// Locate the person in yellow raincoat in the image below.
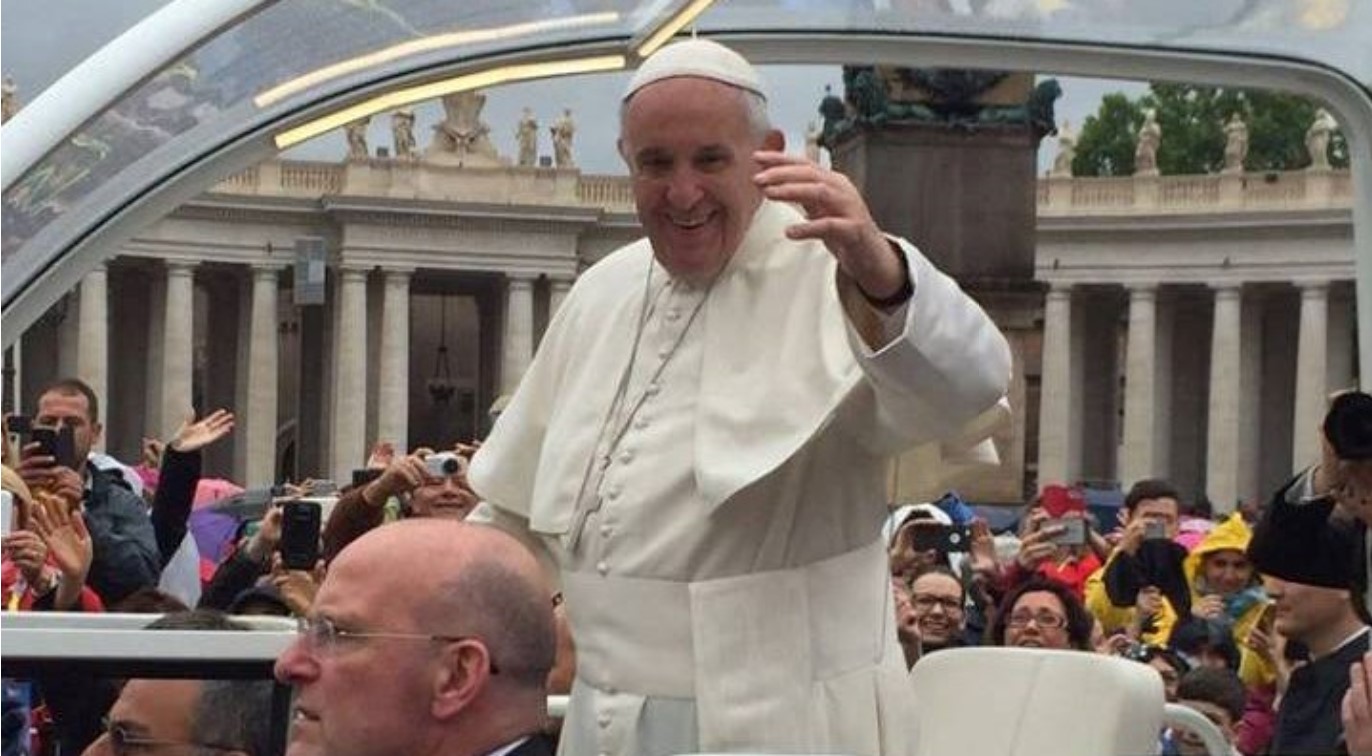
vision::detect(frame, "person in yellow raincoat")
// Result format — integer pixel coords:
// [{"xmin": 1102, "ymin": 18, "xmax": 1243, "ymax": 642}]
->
[{"xmin": 1085, "ymin": 480, "xmax": 1272, "ymax": 684}]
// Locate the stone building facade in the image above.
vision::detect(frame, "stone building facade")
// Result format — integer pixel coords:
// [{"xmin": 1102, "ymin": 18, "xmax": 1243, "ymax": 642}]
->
[{"xmin": 5, "ymin": 138, "xmax": 1355, "ymax": 510}]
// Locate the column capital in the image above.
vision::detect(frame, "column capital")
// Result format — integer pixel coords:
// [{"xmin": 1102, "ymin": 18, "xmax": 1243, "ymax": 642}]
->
[
  {"xmin": 1295, "ymin": 278, "xmax": 1332, "ymax": 295},
  {"xmin": 1125, "ymin": 282, "xmax": 1159, "ymax": 298},
  {"xmin": 165, "ymin": 259, "xmax": 199, "ymax": 275},
  {"xmin": 337, "ymin": 265, "xmax": 371, "ymax": 281},
  {"xmin": 1210, "ymin": 282, "xmax": 1243, "ymax": 299},
  {"xmin": 381, "ymin": 266, "xmax": 416, "ymax": 280},
  {"xmin": 507, "ymin": 273, "xmax": 537, "ymax": 288},
  {"xmin": 1045, "ymin": 283, "xmax": 1073, "ymax": 301},
  {"xmin": 250, "ymin": 264, "xmax": 285, "ymax": 281}
]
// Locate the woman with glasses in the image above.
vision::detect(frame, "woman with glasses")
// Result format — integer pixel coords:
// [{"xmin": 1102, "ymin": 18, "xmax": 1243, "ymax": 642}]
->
[{"xmin": 988, "ymin": 577, "xmax": 1095, "ymax": 651}]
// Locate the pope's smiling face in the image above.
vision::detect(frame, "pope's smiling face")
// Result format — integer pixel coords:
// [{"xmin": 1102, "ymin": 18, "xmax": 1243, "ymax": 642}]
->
[{"xmin": 619, "ymin": 77, "xmax": 782, "ymax": 286}]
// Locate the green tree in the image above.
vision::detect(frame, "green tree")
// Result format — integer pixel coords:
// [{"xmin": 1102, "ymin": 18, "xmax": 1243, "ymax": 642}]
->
[
  {"xmin": 1072, "ymin": 83, "xmax": 1349, "ymax": 176},
  {"xmin": 1072, "ymin": 93, "xmax": 1142, "ymax": 177}
]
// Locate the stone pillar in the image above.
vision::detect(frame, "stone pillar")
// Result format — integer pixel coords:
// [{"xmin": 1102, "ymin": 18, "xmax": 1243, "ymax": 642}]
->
[
  {"xmin": 1037, "ymin": 284, "xmax": 1075, "ymax": 485},
  {"xmin": 549, "ymin": 276, "xmax": 574, "ymax": 319},
  {"xmin": 1206, "ymin": 284, "xmax": 1243, "ymax": 512},
  {"xmin": 1120, "ymin": 283, "xmax": 1159, "ymax": 486},
  {"xmin": 77, "ymin": 265, "xmax": 109, "ymax": 448},
  {"xmin": 1292, "ymin": 280, "xmax": 1330, "ymax": 472},
  {"xmin": 501, "ymin": 274, "xmax": 536, "ymax": 395},
  {"xmin": 377, "ymin": 268, "xmax": 412, "ymax": 450},
  {"xmin": 242, "ymin": 265, "xmax": 281, "ymax": 486},
  {"xmin": 160, "ymin": 261, "xmax": 197, "ymax": 439},
  {"xmin": 331, "ymin": 266, "xmax": 369, "ymax": 482}
]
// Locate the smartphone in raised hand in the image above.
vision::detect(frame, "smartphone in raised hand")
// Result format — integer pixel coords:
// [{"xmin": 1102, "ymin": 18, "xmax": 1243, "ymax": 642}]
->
[{"xmin": 278, "ymin": 500, "xmax": 322, "ymax": 570}]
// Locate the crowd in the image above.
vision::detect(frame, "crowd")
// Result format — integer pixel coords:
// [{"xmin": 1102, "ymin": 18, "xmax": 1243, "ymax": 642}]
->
[
  {"xmin": 2, "ymin": 36, "xmax": 1370, "ymax": 756},
  {"xmin": 887, "ymin": 418, "xmax": 1372, "ymax": 755}
]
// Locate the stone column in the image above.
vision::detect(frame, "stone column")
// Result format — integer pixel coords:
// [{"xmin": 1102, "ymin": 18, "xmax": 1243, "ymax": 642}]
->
[
  {"xmin": 501, "ymin": 274, "xmax": 536, "ymax": 395},
  {"xmin": 1206, "ymin": 283, "xmax": 1243, "ymax": 512},
  {"xmin": 1037, "ymin": 284, "xmax": 1075, "ymax": 485},
  {"xmin": 160, "ymin": 261, "xmax": 198, "ymax": 439},
  {"xmin": 1120, "ymin": 283, "xmax": 1158, "ymax": 487},
  {"xmin": 549, "ymin": 276, "xmax": 574, "ymax": 318},
  {"xmin": 331, "ymin": 266, "xmax": 369, "ymax": 482},
  {"xmin": 243, "ymin": 265, "xmax": 282, "ymax": 486},
  {"xmin": 377, "ymin": 269, "xmax": 412, "ymax": 450},
  {"xmin": 77, "ymin": 265, "xmax": 109, "ymax": 448},
  {"xmin": 1292, "ymin": 280, "xmax": 1330, "ymax": 472}
]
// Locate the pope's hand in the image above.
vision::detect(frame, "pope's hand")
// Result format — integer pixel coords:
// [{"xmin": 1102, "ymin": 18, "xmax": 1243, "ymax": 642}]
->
[{"xmin": 753, "ymin": 151, "xmax": 906, "ymax": 302}]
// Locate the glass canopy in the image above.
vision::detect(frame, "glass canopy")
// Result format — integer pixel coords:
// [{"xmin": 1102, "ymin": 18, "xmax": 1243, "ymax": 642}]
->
[{"xmin": 2, "ymin": 0, "xmax": 1370, "ymax": 358}]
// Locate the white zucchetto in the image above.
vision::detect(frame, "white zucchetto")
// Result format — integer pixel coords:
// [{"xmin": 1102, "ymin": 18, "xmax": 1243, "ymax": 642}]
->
[{"xmin": 623, "ymin": 38, "xmax": 767, "ymax": 102}]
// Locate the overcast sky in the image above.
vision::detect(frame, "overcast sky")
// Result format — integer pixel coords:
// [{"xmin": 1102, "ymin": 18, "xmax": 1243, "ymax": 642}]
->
[{"xmin": 0, "ymin": 0, "xmax": 1144, "ymax": 175}]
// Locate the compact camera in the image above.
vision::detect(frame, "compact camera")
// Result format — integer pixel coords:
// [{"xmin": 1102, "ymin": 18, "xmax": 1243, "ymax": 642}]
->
[
  {"xmin": 425, "ymin": 452, "xmax": 468, "ymax": 478},
  {"xmin": 1045, "ymin": 517, "xmax": 1087, "ymax": 546}
]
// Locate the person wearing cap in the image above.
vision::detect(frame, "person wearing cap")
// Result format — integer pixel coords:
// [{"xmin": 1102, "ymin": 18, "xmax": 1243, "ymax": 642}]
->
[
  {"xmin": 469, "ymin": 38, "xmax": 1009, "ymax": 755},
  {"xmin": 1248, "ymin": 488, "xmax": 1368, "ymax": 754}
]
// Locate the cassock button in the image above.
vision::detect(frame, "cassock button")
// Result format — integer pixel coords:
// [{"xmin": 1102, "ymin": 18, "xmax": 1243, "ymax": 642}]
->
[
  {"xmin": 598, "ymin": 713, "xmax": 612, "ymax": 728},
  {"xmin": 665, "ymin": 308, "xmax": 681, "ymax": 322},
  {"xmin": 596, "ymin": 560, "xmax": 609, "ymax": 575},
  {"xmin": 646, "ymin": 382, "xmax": 661, "ymax": 397},
  {"xmin": 618, "ymin": 449, "xmax": 634, "ymax": 464},
  {"xmin": 657, "ymin": 346, "xmax": 671, "ymax": 360},
  {"xmin": 600, "ymin": 524, "xmax": 613, "ymax": 538},
  {"xmin": 606, "ymin": 485, "xmax": 622, "ymax": 500},
  {"xmin": 632, "ymin": 416, "xmax": 648, "ymax": 430}
]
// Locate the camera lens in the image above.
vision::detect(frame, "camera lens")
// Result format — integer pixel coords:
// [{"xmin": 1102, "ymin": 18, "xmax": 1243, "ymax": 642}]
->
[{"xmin": 441, "ymin": 457, "xmax": 460, "ymax": 475}]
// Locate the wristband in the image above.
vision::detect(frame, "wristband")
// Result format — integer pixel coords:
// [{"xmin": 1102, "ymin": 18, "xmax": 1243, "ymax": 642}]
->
[
  {"xmin": 860, "ymin": 243, "xmax": 914, "ymax": 309},
  {"xmin": 31, "ymin": 569, "xmax": 62, "ymax": 598}
]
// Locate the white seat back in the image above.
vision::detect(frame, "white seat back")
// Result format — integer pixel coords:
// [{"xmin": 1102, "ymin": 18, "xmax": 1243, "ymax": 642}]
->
[{"xmin": 909, "ymin": 647, "xmax": 1165, "ymax": 756}]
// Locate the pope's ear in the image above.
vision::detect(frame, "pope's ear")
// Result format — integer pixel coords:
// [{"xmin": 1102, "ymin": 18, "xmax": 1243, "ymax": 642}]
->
[{"xmin": 763, "ymin": 129, "xmax": 784, "ymax": 153}]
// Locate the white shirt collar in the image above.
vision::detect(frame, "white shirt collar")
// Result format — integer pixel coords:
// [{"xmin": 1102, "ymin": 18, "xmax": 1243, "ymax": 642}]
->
[{"xmin": 485, "ymin": 736, "xmax": 532, "ymax": 756}]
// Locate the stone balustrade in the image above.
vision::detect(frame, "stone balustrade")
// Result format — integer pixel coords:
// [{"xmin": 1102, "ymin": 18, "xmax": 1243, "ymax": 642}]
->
[{"xmin": 213, "ymin": 159, "xmax": 1352, "ymax": 217}]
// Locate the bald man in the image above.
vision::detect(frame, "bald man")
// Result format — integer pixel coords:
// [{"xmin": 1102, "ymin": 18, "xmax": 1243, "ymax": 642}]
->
[{"xmin": 274, "ymin": 520, "xmax": 556, "ymax": 756}]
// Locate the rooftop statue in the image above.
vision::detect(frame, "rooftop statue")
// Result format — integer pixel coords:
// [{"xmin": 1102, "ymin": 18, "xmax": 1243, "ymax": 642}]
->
[
  {"xmin": 1134, "ymin": 108, "xmax": 1161, "ymax": 176},
  {"xmin": 516, "ymin": 108, "xmax": 539, "ymax": 167},
  {"xmin": 1222, "ymin": 113, "xmax": 1248, "ymax": 174},
  {"xmin": 550, "ymin": 108, "xmax": 576, "ymax": 169},
  {"xmin": 345, "ymin": 117, "xmax": 370, "ymax": 161},
  {"xmin": 427, "ymin": 90, "xmax": 503, "ymax": 167},
  {"xmin": 391, "ymin": 109, "xmax": 416, "ymax": 160},
  {"xmin": 1051, "ymin": 119, "xmax": 1076, "ymax": 178},
  {"xmin": 1306, "ymin": 108, "xmax": 1337, "ymax": 170}
]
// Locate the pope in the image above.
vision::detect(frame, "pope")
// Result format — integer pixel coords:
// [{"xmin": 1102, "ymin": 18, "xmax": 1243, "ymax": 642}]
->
[{"xmin": 470, "ymin": 38, "xmax": 1011, "ymax": 755}]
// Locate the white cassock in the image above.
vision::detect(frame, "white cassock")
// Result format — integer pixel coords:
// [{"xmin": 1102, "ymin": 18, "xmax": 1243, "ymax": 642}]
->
[{"xmin": 470, "ymin": 199, "xmax": 1011, "ymax": 756}]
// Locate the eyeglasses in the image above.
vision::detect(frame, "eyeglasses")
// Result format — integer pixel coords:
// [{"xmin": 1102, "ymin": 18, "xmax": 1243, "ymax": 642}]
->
[
  {"xmin": 911, "ymin": 595, "xmax": 965, "ymax": 613},
  {"xmin": 296, "ymin": 616, "xmax": 499, "ymax": 674},
  {"xmin": 1007, "ymin": 610, "xmax": 1067, "ymax": 629},
  {"xmin": 101, "ymin": 717, "xmax": 238, "ymax": 755}
]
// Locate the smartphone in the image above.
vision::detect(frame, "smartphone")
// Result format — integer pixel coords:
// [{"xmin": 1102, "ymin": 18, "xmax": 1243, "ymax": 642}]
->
[
  {"xmin": 278, "ymin": 500, "xmax": 322, "ymax": 570},
  {"xmin": 1143, "ymin": 521, "xmax": 1169, "ymax": 541},
  {"xmin": 0, "ymin": 490, "xmax": 13, "ymax": 537},
  {"xmin": 1257, "ymin": 602, "xmax": 1277, "ymax": 633},
  {"xmin": 910, "ymin": 524, "xmax": 972, "ymax": 553},
  {"xmin": 1046, "ymin": 517, "xmax": 1087, "ymax": 546},
  {"xmin": 351, "ymin": 468, "xmax": 383, "ymax": 488},
  {"xmin": 29, "ymin": 425, "xmax": 77, "ymax": 469}
]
